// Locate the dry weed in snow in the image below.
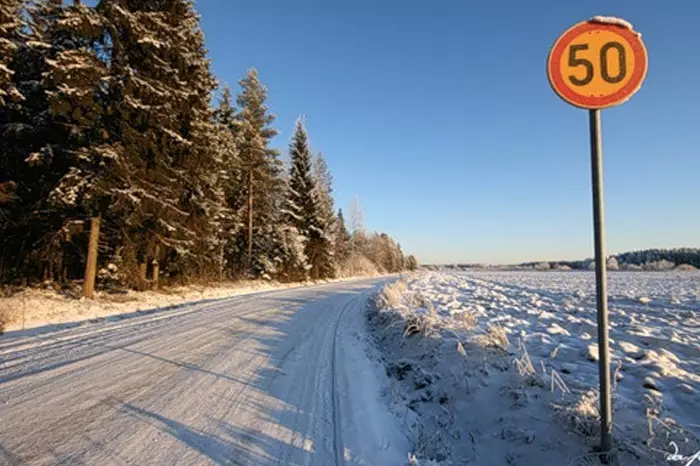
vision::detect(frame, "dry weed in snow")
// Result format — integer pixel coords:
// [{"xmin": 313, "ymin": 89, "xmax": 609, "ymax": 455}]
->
[
  {"xmin": 378, "ymin": 279, "xmax": 408, "ymax": 309},
  {"xmin": 0, "ymin": 302, "xmax": 16, "ymax": 334},
  {"xmin": 476, "ymin": 323, "xmax": 509, "ymax": 352}
]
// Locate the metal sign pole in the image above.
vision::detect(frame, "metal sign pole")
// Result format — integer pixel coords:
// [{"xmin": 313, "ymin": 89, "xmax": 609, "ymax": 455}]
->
[{"xmin": 589, "ymin": 108, "xmax": 613, "ymax": 457}]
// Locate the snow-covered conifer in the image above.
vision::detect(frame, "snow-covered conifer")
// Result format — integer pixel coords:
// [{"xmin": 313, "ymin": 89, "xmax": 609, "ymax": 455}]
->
[{"xmin": 234, "ymin": 68, "xmax": 283, "ymax": 277}]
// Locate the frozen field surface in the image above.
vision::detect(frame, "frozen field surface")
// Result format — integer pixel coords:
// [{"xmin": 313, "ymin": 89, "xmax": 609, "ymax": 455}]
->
[{"xmin": 369, "ymin": 271, "xmax": 700, "ymax": 465}]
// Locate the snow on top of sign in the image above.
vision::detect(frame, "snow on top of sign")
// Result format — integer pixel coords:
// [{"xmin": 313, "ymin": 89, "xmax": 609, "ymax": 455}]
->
[{"xmin": 591, "ymin": 15, "xmax": 634, "ymax": 30}]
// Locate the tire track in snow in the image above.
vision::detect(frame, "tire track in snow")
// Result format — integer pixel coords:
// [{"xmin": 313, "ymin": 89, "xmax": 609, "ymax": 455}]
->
[{"xmin": 331, "ymin": 294, "xmax": 361, "ymax": 465}]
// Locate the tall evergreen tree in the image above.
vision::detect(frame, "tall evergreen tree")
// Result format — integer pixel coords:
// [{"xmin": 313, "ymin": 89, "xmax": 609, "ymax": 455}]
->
[
  {"xmin": 0, "ymin": 0, "xmax": 25, "ymax": 277},
  {"xmin": 286, "ymin": 119, "xmax": 333, "ymax": 279},
  {"xmin": 235, "ymin": 68, "xmax": 282, "ymax": 277},
  {"xmin": 0, "ymin": 0, "xmax": 100, "ymax": 281},
  {"xmin": 43, "ymin": 1, "xmax": 112, "ymax": 216},
  {"xmin": 212, "ymin": 85, "xmax": 243, "ymax": 277},
  {"xmin": 97, "ymin": 0, "xmax": 220, "ymax": 284},
  {"xmin": 311, "ymin": 152, "xmax": 335, "ymax": 278},
  {"xmin": 287, "ymin": 119, "xmax": 314, "ymax": 230}
]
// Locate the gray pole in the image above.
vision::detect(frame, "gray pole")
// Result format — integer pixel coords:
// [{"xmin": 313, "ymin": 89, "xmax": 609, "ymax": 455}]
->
[{"xmin": 589, "ymin": 109, "xmax": 613, "ymax": 457}]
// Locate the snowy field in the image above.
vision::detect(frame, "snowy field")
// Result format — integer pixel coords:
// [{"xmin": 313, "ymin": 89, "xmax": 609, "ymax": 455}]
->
[{"xmin": 369, "ymin": 270, "xmax": 700, "ymax": 465}]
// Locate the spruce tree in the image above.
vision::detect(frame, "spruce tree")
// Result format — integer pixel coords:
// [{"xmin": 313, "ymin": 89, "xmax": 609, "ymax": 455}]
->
[
  {"xmin": 0, "ymin": 0, "xmax": 97, "ymax": 281},
  {"xmin": 212, "ymin": 86, "xmax": 243, "ymax": 277},
  {"xmin": 98, "ymin": 0, "xmax": 219, "ymax": 283},
  {"xmin": 313, "ymin": 152, "xmax": 334, "ymax": 221},
  {"xmin": 312, "ymin": 152, "xmax": 336, "ymax": 277},
  {"xmin": 286, "ymin": 119, "xmax": 333, "ymax": 279},
  {"xmin": 235, "ymin": 68, "xmax": 282, "ymax": 277},
  {"xmin": 0, "ymin": 0, "xmax": 24, "ymax": 277},
  {"xmin": 287, "ymin": 119, "xmax": 314, "ymax": 231},
  {"xmin": 43, "ymin": 1, "xmax": 112, "ymax": 217}
]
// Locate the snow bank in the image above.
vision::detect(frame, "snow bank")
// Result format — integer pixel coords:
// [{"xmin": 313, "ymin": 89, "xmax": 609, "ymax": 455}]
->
[
  {"xmin": 368, "ymin": 271, "xmax": 700, "ymax": 465},
  {"xmin": 0, "ymin": 275, "xmax": 381, "ymax": 335}
]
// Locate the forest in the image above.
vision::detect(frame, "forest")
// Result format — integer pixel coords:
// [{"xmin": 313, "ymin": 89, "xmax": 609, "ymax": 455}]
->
[{"xmin": 0, "ymin": 0, "xmax": 417, "ymax": 293}]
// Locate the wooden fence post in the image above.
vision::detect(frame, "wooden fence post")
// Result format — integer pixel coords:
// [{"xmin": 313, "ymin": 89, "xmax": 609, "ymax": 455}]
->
[
  {"xmin": 152, "ymin": 245, "xmax": 160, "ymax": 290},
  {"xmin": 139, "ymin": 262, "xmax": 147, "ymax": 291},
  {"xmin": 83, "ymin": 216, "xmax": 101, "ymax": 299}
]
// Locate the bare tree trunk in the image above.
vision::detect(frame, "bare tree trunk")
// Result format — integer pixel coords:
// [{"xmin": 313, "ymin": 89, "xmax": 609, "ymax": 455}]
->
[
  {"xmin": 83, "ymin": 216, "xmax": 101, "ymax": 299},
  {"xmin": 247, "ymin": 170, "xmax": 254, "ymax": 275}
]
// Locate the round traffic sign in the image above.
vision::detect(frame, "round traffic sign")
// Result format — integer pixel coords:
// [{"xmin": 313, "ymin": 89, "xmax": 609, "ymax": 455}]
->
[{"xmin": 547, "ymin": 18, "xmax": 648, "ymax": 109}]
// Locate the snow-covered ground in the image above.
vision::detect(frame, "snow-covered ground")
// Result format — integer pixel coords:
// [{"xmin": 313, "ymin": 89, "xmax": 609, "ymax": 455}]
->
[
  {"xmin": 368, "ymin": 271, "xmax": 700, "ymax": 465},
  {"xmin": 0, "ymin": 278, "xmax": 409, "ymax": 465},
  {"xmin": 0, "ymin": 275, "xmax": 381, "ymax": 336}
]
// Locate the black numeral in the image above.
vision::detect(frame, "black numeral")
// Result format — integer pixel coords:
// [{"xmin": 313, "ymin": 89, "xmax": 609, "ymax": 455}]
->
[
  {"xmin": 600, "ymin": 42, "xmax": 627, "ymax": 84},
  {"xmin": 568, "ymin": 44, "xmax": 594, "ymax": 86}
]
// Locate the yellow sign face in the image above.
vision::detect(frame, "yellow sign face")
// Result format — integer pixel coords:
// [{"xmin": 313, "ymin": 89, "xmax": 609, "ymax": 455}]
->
[{"xmin": 547, "ymin": 20, "xmax": 648, "ymax": 109}]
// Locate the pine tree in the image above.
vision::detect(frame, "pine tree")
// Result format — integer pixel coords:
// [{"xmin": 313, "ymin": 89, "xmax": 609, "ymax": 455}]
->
[
  {"xmin": 235, "ymin": 68, "xmax": 282, "ymax": 277},
  {"xmin": 0, "ymin": 0, "xmax": 24, "ymax": 106}
]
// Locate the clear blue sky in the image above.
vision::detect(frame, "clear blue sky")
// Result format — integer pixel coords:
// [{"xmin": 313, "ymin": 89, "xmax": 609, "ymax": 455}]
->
[{"xmin": 196, "ymin": 0, "xmax": 700, "ymax": 264}]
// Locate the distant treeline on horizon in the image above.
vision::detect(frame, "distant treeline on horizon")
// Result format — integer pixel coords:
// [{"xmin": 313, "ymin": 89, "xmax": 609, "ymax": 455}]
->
[{"xmin": 426, "ymin": 248, "xmax": 700, "ymax": 271}]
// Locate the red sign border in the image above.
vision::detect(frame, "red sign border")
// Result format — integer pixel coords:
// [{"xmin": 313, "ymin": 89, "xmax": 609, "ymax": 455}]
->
[{"xmin": 547, "ymin": 21, "xmax": 648, "ymax": 109}]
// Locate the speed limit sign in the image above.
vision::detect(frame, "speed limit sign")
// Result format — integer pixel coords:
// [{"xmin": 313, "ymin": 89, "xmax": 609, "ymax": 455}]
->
[
  {"xmin": 546, "ymin": 16, "xmax": 648, "ymax": 461},
  {"xmin": 547, "ymin": 18, "xmax": 648, "ymax": 109}
]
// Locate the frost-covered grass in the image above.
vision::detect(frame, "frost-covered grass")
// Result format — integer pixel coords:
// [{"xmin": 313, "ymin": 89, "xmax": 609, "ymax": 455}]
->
[
  {"xmin": 0, "ymin": 301, "xmax": 15, "ymax": 335},
  {"xmin": 369, "ymin": 271, "xmax": 700, "ymax": 465}
]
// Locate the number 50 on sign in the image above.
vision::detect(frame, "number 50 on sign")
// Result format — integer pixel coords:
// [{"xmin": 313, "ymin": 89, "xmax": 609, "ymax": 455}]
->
[{"xmin": 547, "ymin": 19, "xmax": 648, "ymax": 109}]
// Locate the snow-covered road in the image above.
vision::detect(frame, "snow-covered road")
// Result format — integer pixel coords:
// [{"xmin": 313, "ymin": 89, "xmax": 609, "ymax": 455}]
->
[{"xmin": 0, "ymin": 279, "xmax": 408, "ymax": 465}]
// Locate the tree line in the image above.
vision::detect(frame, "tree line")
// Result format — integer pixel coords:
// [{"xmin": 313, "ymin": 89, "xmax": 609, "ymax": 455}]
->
[
  {"xmin": 0, "ymin": 0, "xmax": 417, "ymax": 291},
  {"xmin": 517, "ymin": 248, "xmax": 700, "ymax": 271},
  {"xmin": 440, "ymin": 248, "xmax": 700, "ymax": 271}
]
